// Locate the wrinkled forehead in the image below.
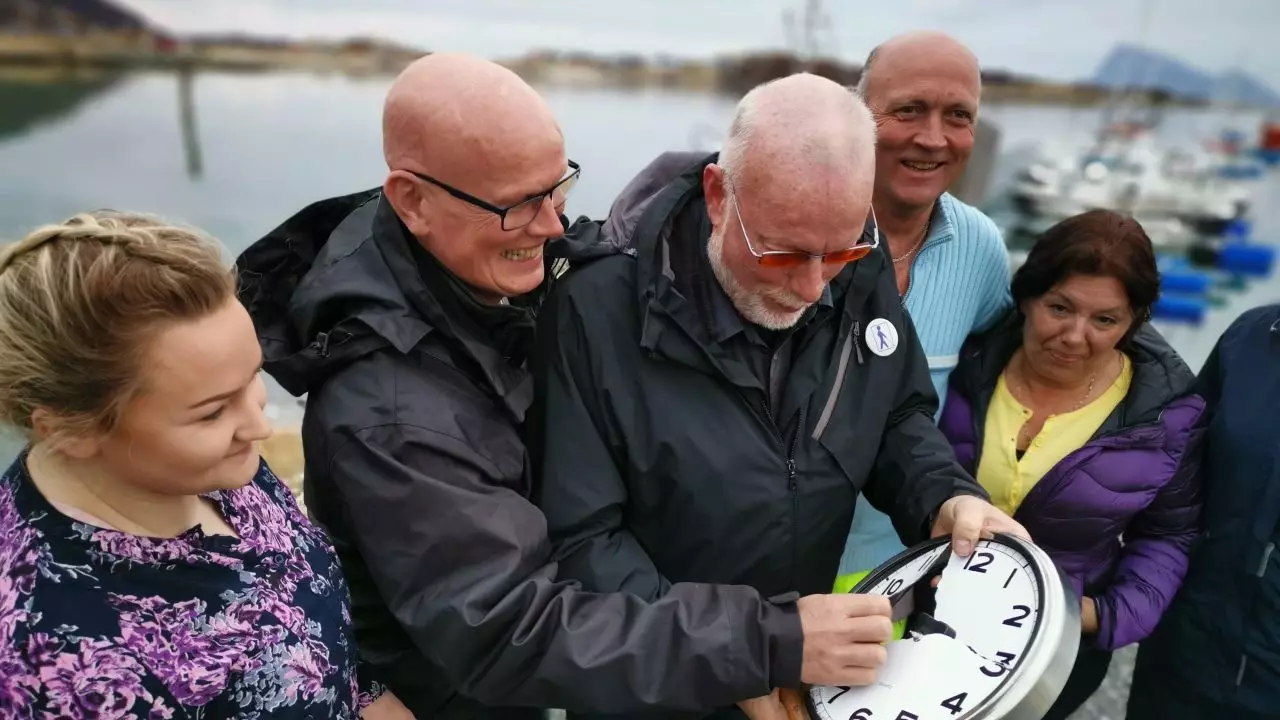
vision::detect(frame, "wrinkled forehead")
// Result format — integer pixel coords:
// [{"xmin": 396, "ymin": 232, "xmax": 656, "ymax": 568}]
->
[
  {"xmin": 870, "ymin": 50, "xmax": 980, "ymax": 107},
  {"xmin": 735, "ymin": 163, "xmax": 872, "ymax": 247},
  {"xmin": 451, "ymin": 124, "xmax": 567, "ymax": 205}
]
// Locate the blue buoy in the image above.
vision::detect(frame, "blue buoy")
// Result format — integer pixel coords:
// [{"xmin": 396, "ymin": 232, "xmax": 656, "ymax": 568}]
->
[
  {"xmin": 1152, "ymin": 295, "xmax": 1207, "ymax": 324},
  {"xmin": 1160, "ymin": 270, "xmax": 1211, "ymax": 295},
  {"xmin": 1217, "ymin": 243, "xmax": 1276, "ymax": 277},
  {"xmin": 1224, "ymin": 218, "xmax": 1253, "ymax": 242}
]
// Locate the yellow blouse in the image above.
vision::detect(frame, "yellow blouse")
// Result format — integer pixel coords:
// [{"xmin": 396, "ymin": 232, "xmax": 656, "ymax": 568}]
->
[{"xmin": 976, "ymin": 355, "xmax": 1132, "ymax": 516}]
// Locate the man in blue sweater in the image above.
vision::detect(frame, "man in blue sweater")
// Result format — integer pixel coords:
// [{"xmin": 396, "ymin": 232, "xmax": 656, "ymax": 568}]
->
[{"xmin": 837, "ymin": 31, "xmax": 1014, "ymax": 587}]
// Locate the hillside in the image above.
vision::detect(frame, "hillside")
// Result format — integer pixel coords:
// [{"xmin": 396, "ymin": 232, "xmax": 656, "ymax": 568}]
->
[
  {"xmin": 1092, "ymin": 44, "xmax": 1279, "ymax": 108},
  {"xmin": 0, "ymin": 0, "xmax": 149, "ymax": 32}
]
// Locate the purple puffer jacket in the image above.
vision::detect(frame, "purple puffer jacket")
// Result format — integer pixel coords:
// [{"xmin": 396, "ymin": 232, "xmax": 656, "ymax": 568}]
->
[{"xmin": 938, "ymin": 315, "xmax": 1206, "ymax": 651}]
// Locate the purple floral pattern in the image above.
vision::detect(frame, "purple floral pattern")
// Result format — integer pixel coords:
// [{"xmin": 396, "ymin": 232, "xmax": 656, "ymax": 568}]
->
[{"xmin": 0, "ymin": 453, "xmax": 384, "ymax": 718}]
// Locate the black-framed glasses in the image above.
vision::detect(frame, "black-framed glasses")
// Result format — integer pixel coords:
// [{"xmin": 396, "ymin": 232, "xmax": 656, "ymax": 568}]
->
[
  {"xmin": 408, "ymin": 160, "xmax": 581, "ymax": 231},
  {"xmin": 727, "ymin": 178, "xmax": 879, "ymax": 268}
]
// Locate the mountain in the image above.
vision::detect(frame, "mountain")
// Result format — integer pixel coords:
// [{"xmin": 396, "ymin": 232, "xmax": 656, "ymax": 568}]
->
[
  {"xmin": 1090, "ymin": 44, "xmax": 1280, "ymax": 108},
  {"xmin": 0, "ymin": 0, "xmax": 151, "ymax": 33},
  {"xmin": 1214, "ymin": 69, "xmax": 1280, "ymax": 108}
]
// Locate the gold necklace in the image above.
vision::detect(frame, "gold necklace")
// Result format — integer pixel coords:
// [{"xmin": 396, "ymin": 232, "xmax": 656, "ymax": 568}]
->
[
  {"xmin": 891, "ymin": 220, "xmax": 929, "ymax": 265},
  {"xmin": 1009, "ymin": 353, "xmax": 1099, "ymax": 414},
  {"xmin": 1007, "ymin": 353, "xmax": 1102, "ymax": 450}
]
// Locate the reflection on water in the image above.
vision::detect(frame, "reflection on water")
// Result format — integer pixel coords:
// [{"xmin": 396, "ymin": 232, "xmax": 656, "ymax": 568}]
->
[
  {"xmin": 0, "ymin": 72, "xmax": 122, "ymax": 143},
  {"xmin": 0, "ymin": 71, "xmax": 1276, "ymax": 465},
  {"xmin": 177, "ymin": 69, "xmax": 203, "ymax": 179}
]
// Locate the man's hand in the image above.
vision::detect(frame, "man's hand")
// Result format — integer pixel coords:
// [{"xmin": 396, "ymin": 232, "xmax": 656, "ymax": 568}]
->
[
  {"xmin": 796, "ymin": 593, "xmax": 892, "ymax": 686},
  {"xmin": 931, "ymin": 495, "xmax": 1030, "ymax": 557},
  {"xmin": 737, "ymin": 690, "xmax": 792, "ymax": 720}
]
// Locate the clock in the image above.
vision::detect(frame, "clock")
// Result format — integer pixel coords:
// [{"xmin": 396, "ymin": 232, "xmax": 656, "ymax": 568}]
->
[{"xmin": 802, "ymin": 533, "xmax": 1080, "ymax": 720}]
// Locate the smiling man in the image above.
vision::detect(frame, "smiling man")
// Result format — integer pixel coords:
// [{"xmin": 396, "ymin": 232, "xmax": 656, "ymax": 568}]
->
[{"xmin": 837, "ymin": 32, "xmax": 1015, "ymax": 588}]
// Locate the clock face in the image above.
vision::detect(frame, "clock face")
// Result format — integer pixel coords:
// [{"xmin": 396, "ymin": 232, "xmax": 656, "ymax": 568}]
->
[{"xmin": 808, "ymin": 536, "xmax": 1045, "ymax": 720}]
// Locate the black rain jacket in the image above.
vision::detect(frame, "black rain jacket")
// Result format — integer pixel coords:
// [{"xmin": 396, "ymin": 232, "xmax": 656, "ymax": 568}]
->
[
  {"xmin": 236, "ymin": 190, "xmax": 806, "ymax": 719},
  {"xmin": 531, "ymin": 153, "xmax": 989, "ymax": 718}
]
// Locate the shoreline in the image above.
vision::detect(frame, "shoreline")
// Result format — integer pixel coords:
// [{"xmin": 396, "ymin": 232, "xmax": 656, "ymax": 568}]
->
[{"xmin": 0, "ymin": 33, "xmax": 1231, "ymax": 109}]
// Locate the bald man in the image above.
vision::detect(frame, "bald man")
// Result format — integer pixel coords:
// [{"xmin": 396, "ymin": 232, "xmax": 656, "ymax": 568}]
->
[
  {"xmin": 837, "ymin": 32, "xmax": 1015, "ymax": 591},
  {"xmin": 530, "ymin": 73, "xmax": 1025, "ymax": 720},
  {"xmin": 237, "ymin": 55, "xmax": 905, "ymax": 720}
]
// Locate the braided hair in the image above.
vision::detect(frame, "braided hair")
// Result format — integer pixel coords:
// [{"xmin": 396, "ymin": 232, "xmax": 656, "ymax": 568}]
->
[{"xmin": 0, "ymin": 211, "xmax": 236, "ymax": 443}]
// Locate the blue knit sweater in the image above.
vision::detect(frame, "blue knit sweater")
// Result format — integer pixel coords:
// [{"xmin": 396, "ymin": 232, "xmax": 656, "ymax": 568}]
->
[{"xmin": 837, "ymin": 192, "xmax": 1013, "ymax": 577}]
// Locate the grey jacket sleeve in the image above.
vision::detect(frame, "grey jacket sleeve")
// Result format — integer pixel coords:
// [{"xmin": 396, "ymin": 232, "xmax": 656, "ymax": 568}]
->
[
  {"xmin": 329, "ymin": 422, "xmax": 803, "ymax": 713},
  {"xmin": 860, "ymin": 305, "xmax": 990, "ymax": 546}
]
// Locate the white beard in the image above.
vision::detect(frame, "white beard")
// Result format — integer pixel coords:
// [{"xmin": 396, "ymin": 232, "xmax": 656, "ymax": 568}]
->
[{"xmin": 706, "ymin": 226, "xmax": 810, "ymax": 331}]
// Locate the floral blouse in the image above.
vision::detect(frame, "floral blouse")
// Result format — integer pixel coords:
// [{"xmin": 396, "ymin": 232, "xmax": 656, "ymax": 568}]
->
[{"xmin": 0, "ymin": 451, "xmax": 384, "ymax": 718}]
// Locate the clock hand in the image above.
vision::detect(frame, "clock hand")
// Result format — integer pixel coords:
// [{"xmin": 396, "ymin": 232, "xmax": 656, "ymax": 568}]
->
[{"xmin": 906, "ymin": 611, "xmax": 957, "ymax": 639}]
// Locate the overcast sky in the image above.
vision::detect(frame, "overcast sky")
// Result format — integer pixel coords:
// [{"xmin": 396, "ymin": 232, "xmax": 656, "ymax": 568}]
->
[{"xmin": 117, "ymin": 0, "xmax": 1278, "ymax": 84}]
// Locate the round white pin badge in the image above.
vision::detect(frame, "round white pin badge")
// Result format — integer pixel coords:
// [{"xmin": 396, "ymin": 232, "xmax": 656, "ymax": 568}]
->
[{"xmin": 865, "ymin": 318, "xmax": 899, "ymax": 357}]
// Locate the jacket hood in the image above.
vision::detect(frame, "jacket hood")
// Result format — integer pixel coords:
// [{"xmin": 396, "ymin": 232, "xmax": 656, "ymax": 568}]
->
[
  {"xmin": 953, "ymin": 310, "xmax": 1196, "ymax": 429},
  {"xmin": 236, "ymin": 189, "xmax": 618, "ymax": 397}
]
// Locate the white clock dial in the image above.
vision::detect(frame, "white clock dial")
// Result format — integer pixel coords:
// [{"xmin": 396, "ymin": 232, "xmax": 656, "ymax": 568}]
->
[
  {"xmin": 806, "ymin": 535, "xmax": 1067, "ymax": 720},
  {"xmin": 808, "ymin": 633, "xmax": 1005, "ymax": 720},
  {"xmin": 932, "ymin": 541, "xmax": 1040, "ymax": 679}
]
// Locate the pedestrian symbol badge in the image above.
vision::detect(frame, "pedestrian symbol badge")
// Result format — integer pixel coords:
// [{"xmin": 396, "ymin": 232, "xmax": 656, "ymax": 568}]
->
[{"xmin": 865, "ymin": 318, "xmax": 898, "ymax": 357}]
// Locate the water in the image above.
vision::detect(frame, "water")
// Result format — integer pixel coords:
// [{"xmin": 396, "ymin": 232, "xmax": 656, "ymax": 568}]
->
[{"xmin": 1, "ymin": 70, "xmax": 1278, "ymax": 452}]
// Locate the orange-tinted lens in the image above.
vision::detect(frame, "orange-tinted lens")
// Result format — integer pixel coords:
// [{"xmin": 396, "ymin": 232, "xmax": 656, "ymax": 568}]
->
[
  {"xmin": 758, "ymin": 253, "xmax": 810, "ymax": 269},
  {"xmin": 824, "ymin": 245, "xmax": 874, "ymax": 264}
]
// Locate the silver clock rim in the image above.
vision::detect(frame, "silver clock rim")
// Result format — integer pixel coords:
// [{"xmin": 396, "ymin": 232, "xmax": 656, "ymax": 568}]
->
[{"xmin": 803, "ymin": 533, "xmax": 1080, "ymax": 720}]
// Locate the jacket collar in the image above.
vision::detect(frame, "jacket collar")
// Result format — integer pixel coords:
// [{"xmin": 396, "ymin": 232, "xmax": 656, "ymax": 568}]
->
[
  {"xmin": 874, "ymin": 192, "xmax": 958, "ymax": 267},
  {"xmin": 628, "ymin": 153, "xmax": 870, "ymax": 390},
  {"xmin": 953, "ymin": 311, "xmax": 1196, "ymax": 430},
  {"xmin": 374, "ymin": 200, "xmax": 552, "ymax": 420},
  {"xmin": 241, "ymin": 191, "xmax": 542, "ymax": 420}
]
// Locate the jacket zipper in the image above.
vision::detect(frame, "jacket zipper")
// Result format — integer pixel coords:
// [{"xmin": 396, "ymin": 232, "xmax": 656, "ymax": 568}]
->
[
  {"xmin": 787, "ymin": 407, "xmax": 804, "ymax": 590},
  {"xmin": 758, "ymin": 396, "xmax": 804, "ymax": 589}
]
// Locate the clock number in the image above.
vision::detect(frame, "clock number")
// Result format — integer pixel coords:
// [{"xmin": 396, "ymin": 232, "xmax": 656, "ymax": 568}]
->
[
  {"xmin": 849, "ymin": 709, "xmax": 872, "ymax": 720},
  {"xmin": 1004, "ymin": 604, "xmax": 1032, "ymax": 628},
  {"xmin": 829, "ymin": 686, "xmax": 851, "ymax": 703},
  {"xmin": 978, "ymin": 650, "xmax": 1018, "ymax": 677},
  {"xmin": 1003, "ymin": 567, "xmax": 1016, "ymax": 588},
  {"xmin": 964, "ymin": 551, "xmax": 994, "ymax": 573},
  {"xmin": 885, "ymin": 578, "xmax": 904, "ymax": 594},
  {"xmin": 894, "ymin": 712, "xmax": 918, "ymax": 720},
  {"xmin": 940, "ymin": 692, "xmax": 968, "ymax": 716}
]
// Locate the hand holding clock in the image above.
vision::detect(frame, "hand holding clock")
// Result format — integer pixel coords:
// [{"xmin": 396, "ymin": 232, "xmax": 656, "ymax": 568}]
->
[{"xmin": 931, "ymin": 495, "xmax": 1031, "ymax": 557}]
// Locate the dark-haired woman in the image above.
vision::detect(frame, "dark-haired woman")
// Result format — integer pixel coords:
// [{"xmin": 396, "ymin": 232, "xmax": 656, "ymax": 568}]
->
[{"xmin": 937, "ymin": 209, "xmax": 1207, "ymax": 719}]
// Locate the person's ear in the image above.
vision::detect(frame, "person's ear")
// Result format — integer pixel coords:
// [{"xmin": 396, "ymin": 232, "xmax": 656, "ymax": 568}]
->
[
  {"xmin": 31, "ymin": 408, "xmax": 102, "ymax": 459},
  {"xmin": 703, "ymin": 164, "xmax": 729, "ymax": 230},
  {"xmin": 384, "ymin": 172, "xmax": 434, "ymax": 239}
]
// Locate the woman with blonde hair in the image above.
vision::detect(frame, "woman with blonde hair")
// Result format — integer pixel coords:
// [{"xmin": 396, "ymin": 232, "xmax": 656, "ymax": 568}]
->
[{"xmin": 0, "ymin": 212, "xmax": 405, "ymax": 717}]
